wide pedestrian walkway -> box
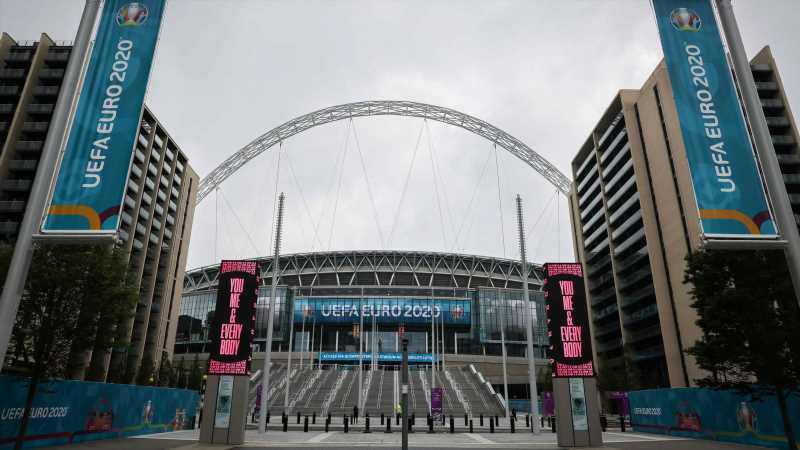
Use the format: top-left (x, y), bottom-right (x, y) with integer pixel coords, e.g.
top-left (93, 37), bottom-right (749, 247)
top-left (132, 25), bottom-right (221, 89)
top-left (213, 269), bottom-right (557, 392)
top-left (39, 428), bottom-right (760, 450)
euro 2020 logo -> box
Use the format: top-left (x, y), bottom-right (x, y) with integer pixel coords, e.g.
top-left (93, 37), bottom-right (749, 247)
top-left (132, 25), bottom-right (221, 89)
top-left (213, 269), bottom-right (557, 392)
top-left (670, 8), bottom-right (702, 32)
top-left (116, 2), bottom-right (149, 27)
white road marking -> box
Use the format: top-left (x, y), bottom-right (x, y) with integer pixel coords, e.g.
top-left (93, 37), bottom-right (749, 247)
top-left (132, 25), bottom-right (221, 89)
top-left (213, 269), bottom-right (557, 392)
top-left (465, 433), bottom-right (495, 444)
top-left (306, 432), bottom-right (332, 443)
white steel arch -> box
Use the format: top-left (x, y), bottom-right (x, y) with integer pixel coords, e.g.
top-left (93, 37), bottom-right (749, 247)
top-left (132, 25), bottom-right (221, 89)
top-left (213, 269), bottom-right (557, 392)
top-left (197, 100), bottom-right (571, 203)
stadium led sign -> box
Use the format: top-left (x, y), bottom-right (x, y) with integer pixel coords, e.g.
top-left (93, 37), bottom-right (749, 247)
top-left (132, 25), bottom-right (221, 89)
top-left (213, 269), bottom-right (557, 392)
top-left (294, 298), bottom-right (471, 325)
top-left (207, 260), bottom-right (258, 376)
top-left (544, 263), bottom-right (594, 378)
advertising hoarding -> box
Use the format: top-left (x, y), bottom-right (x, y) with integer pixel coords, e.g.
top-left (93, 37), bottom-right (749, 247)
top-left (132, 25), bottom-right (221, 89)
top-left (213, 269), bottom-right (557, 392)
top-left (293, 298), bottom-right (471, 325)
top-left (544, 263), bottom-right (594, 378)
top-left (652, 0), bottom-right (776, 238)
top-left (0, 375), bottom-right (198, 449)
top-left (207, 261), bottom-right (258, 376)
top-left (43, 0), bottom-right (165, 234)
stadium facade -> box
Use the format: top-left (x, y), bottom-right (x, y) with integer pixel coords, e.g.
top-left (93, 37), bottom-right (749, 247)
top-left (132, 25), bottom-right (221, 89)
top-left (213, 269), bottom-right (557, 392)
top-left (174, 251), bottom-right (551, 414)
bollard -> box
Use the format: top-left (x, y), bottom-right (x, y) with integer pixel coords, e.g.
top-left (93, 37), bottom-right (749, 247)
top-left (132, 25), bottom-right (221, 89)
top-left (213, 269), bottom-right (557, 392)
top-left (449, 416), bottom-right (454, 434)
top-left (526, 414), bottom-right (530, 428)
top-left (427, 415), bottom-right (434, 434)
top-left (381, 413), bottom-right (385, 425)
top-left (620, 415), bottom-right (626, 432)
top-left (490, 418), bottom-right (495, 433)
top-left (313, 412), bottom-right (316, 424)
top-left (385, 417), bottom-right (392, 433)
top-left (480, 414), bottom-right (484, 427)
top-left (510, 417), bottom-right (515, 433)
top-left (325, 417), bottom-right (330, 433)
top-left (364, 416), bottom-right (371, 433)
top-left (442, 414), bottom-right (445, 426)
top-left (396, 413), bottom-right (400, 426)
top-left (344, 415), bottom-right (349, 433)
top-left (282, 415), bottom-right (288, 432)
top-left (495, 415), bottom-right (499, 427)
top-left (600, 415), bottom-right (607, 432)
top-left (297, 411), bottom-right (301, 424)
top-left (412, 413), bottom-right (416, 425)
top-left (267, 411), bottom-right (271, 423)
top-left (541, 416), bottom-right (545, 428)
top-left (469, 419), bottom-right (473, 433)
top-left (552, 417), bottom-right (557, 433)
top-left (464, 414), bottom-right (468, 426)
top-left (408, 417), bottom-right (414, 433)
top-left (304, 416), bottom-right (309, 432)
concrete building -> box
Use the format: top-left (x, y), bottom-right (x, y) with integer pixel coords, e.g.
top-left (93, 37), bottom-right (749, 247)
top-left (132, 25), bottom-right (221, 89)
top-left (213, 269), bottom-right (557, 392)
top-left (0, 33), bottom-right (199, 380)
top-left (568, 46), bottom-right (799, 388)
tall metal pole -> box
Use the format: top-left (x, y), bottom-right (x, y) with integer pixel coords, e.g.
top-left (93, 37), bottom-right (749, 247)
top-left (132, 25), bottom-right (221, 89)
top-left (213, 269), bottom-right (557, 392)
top-left (430, 297), bottom-right (436, 395)
top-left (299, 312), bottom-right (306, 370)
top-left (715, 0), bottom-right (800, 309)
top-left (358, 293), bottom-right (364, 413)
top-left (259, 192), bottom-right (285, 433)
top-left (0, 0), bottom-right (101, 368)
top-left (440, 305), bottom-right (446, 374)
top-left (318, 324), bottom-right (324, 371)
top-left (401, 338), bottom-right (409, 450)
top-left (498, 292), bottom-right (510, 421)
top-left (284, 291), bottom-right (295, 411)
top-left (516, 195), bottom-right (540, 433)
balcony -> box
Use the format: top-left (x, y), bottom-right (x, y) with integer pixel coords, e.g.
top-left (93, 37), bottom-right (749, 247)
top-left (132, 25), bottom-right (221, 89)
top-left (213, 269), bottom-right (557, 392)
top-left (0, 122), bottom-right (7, 133)
top-left (21, 122), bottom-right (49, 133)
top-left (0, 86), bottom-right (20, 96)
top-left (45, 51), bottom-right (70, 63)
top-left (622, 303), bottom-right (659, 326)
top-left (630, 344), bottom-right (665, 361)
top-left (596, 338), bottom-right (623, 353)
top-left (0, 68), bottom-right (26, 79)
top-left (0, 201), bottom-right (26, 213)
top-left (755, 81), bottom-right (778, 93)
top-left (772, 135), bottom-right (796, 147)
top-left (5, 52), bottom-right (32, 62)
top-left (593, 321), bottom-right (621, 339)
top-left (32, 86), bottom-right (59, 97)
top-left (750, 63), bottom-right (771, 73)
top-left (9, 160), bottom-right (38, 172)
top-left (0, 104), bottom-right (14, 114)
top-left (784, 174), bottom-right (800, 185)
top-left (626, 324), bottom-right (662, 344)
top-left (766, 116), bottom-right (790, 128)
top-left (594, 303), bottom-right (619, 322)
top-left (0, 221), bottom-right (19, 235)
top-left (761, 98), bottom-right (784, 112)
top-left (16, 141), bottom-right (43, 154)
top-left (26, 104), bottom-right (54, 115)
top-left (619, 284), bottom-right (655, 309)
top-left (38, 68), bottom-right (65, 80)
top-left (3, 179), bottom-right (32, 192)
top-left (777, 154), bottom-right (800, 165)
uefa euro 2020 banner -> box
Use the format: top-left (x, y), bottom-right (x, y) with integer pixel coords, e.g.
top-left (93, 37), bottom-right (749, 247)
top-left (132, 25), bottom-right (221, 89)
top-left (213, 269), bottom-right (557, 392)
top-left (43, 1), bottom-right (165, 234)
top-left (652, 0), bottom-right (776, 238)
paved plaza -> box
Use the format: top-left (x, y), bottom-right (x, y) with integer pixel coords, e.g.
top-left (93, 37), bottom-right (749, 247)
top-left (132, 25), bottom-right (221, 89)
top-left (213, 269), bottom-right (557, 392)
top-left (38, 428), bottom-right (763, 450)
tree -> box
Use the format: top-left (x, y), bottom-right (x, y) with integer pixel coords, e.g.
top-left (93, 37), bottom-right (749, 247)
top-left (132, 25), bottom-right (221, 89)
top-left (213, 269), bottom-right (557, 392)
top-left (187, 355), bottom-right (202, 391)
top-left (6, 242), bottom-right (136, 449)
top-left (137, 354), bottom-right (156, 386)
top-left (685, 249), bottom-right (800, 450)
top-left (596, 346), bottom-right (642, 393)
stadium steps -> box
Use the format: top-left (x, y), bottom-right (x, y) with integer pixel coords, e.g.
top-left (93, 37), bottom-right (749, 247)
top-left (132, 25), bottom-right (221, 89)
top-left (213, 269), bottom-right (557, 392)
top-left (329, 368), bottom-right (359, 416)
top-left (434, 370), bottom-right (466, 416)
top-left (299, 368), bottom-right (338, 414)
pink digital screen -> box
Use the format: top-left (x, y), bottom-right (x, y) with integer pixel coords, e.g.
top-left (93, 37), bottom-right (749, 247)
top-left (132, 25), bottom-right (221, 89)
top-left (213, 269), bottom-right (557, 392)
top-left (207, 260), bottom-right (259, 376)
top-left (544, 262), bottom-right (595, 378)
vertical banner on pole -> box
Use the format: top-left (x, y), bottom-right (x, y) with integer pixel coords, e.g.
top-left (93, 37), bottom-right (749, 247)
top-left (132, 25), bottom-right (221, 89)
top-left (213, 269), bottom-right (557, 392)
top-left (431, 387), bottom-right (443, 423)
top-left (543, 263), bottom-right (594, 378)
top-left (651, 0), bottom-right (776, 238)
top-left (43, 0), bottom-right (166, 234)
top-left (568, 378), bottom-right (588, 431)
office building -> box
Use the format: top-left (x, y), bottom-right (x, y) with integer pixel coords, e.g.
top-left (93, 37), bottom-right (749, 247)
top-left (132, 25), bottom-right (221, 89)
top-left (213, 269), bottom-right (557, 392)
top-left (0, 33), bottom-right (199, 380)
top-left (568, 46), bottom-right (799, 388)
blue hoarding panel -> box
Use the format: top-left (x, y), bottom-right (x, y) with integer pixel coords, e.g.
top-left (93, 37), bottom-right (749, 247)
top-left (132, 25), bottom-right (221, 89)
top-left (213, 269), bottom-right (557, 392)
top-left (294, 298), bottom-right (471, 325)
top-left (319, 352), bottom-right (435, 363)
top-left (0, 376), bottom-right (199, 449)
top-left (43, 1), bottom-right (165, 234)
top-left (630, 388), bottom-right (800, 449)
top-left (652, 0), bottom-right (776, 237)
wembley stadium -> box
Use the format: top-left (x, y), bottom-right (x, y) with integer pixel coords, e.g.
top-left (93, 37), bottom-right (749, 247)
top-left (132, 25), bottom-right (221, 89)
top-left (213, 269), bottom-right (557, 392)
top-left (174, 250), bottom-right (550, 417)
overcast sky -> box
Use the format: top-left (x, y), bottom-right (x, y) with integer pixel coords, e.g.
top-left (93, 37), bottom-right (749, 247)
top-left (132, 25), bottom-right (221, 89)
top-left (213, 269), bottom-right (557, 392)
top-left (2, 0), bottom-right (799, 270)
